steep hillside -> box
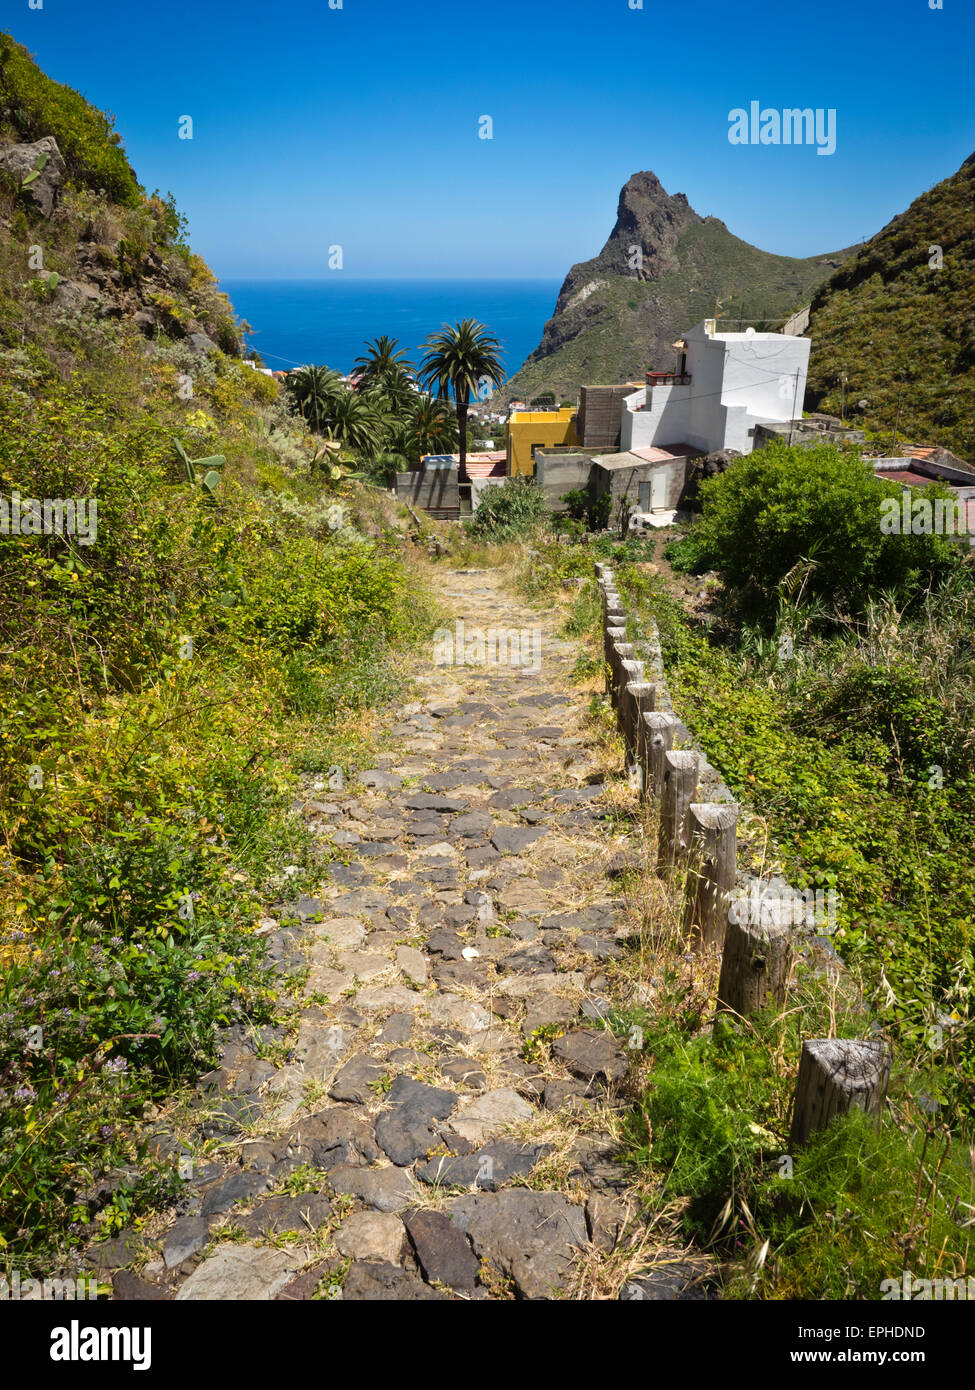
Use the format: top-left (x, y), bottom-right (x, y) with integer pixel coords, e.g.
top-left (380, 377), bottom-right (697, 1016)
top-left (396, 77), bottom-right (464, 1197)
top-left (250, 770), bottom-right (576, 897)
top-left (0, 36), bottom-right (246, 353)
top-left (806, 151), bottom-right (975, 458)
top-left (504, 171), bottom-right (851, 402)
top-left (0, 35), bottom-right (430, 1267)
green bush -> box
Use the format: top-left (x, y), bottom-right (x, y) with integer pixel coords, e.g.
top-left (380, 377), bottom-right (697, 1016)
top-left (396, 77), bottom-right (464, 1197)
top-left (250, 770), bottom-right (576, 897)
top-left (622, 1002), bottom-right (974, 1298)
top-left (626, 1019), bottom-right (778, 1239)
top-left (0, 36), bottom-right (142, 207)
top-left (467, 475), bottom-right (546, 541)
top-left (672, 441), bottom-right (958, 624)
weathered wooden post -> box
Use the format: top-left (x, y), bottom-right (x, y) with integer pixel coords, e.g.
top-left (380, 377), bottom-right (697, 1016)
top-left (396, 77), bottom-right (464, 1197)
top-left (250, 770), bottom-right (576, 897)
top-left (618, 656), bottom-right (644, 736)
top-left (717, 913), bottom-right (792, 1016)
top-left (602, 591), bottom-right (623, 626)
top-left (611, 641), bottom-right (634, 708)
top-left (658, 749), bottom-right (699, 867)
top-left (789, 1039), bottom-right (891, 1146)
top-left (684, 803), bottom-right (738, 948)
top-left (605, 624), bottom-right (626, 696)
top-left (622, 680), bottom-right (655, 774)
top-left (604, 604), bottom-right (625, 640)
top-left (642, 710), bottom-right (677, 800)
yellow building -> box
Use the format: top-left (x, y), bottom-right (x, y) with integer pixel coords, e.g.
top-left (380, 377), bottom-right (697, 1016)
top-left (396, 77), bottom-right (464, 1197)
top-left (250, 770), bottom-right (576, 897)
top-left (505, 407), bottom-right (578, 477)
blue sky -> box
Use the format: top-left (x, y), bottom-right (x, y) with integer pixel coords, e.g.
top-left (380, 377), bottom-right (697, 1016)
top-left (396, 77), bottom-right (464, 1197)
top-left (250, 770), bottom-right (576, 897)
top-left (9, 0), bottom-right (974, 279)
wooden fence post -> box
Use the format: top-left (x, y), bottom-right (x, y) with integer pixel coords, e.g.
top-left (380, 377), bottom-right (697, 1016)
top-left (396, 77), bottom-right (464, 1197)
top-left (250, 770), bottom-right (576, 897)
top-left (610, 641), bottom-right (634, 708)
top-left (602, 593), bottom-right (623, 626)
top-left (622, 680), bottom-right (655, 773)
top-left (642, 711), bottom-right (677, 800)
top-left (684, 803), bottom-right (738, 948)
top-left (618, 657), bottom-right (644, 733)
top-left (658, 750), bottom-right (699, 867)
top-left (789, 1039), bottom-right (891, 1146)
top-left (717, 914), bottom-right (792, 1016)
top-left (604, 625), bottom-right (626, 695)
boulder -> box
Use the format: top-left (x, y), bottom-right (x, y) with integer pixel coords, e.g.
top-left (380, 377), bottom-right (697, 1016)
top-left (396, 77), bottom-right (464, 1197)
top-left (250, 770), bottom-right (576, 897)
top-left (0, 137), bottom-right (65, 216)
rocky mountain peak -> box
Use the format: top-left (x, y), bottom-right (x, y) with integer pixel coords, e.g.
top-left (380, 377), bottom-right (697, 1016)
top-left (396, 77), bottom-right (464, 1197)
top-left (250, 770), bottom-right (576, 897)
top-left (504, 169), bottom-right (853, 404)
top-left (578, 170), bottom-right (704, 290)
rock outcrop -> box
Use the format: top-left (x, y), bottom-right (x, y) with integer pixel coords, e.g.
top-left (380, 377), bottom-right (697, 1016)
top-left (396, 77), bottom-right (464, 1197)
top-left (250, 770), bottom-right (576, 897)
top-left (0, 136), bottom-right (65, 217)
top-left (503, 170), bottom-right (854, 405)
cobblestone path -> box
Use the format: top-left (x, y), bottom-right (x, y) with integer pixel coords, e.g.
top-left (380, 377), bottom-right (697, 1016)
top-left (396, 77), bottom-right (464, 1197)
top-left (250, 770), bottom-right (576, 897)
top-left (107, 566), bottom-right (704, 1302)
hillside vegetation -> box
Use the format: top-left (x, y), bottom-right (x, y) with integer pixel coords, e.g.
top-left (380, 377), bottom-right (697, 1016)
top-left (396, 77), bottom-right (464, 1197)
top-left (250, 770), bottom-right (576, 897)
top-left (661, 443), bottom-right (975, 1118)
top-left (0, 35), bottom-right (431, 1265)
top-left (806, 151), bottom-right (975, 458)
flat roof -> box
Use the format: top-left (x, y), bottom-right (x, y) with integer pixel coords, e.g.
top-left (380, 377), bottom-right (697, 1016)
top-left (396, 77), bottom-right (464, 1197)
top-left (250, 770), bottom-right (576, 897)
top-left (876, 469), bottom-right (931, 487)
top-left (595, 444), bottom-right (701, 470)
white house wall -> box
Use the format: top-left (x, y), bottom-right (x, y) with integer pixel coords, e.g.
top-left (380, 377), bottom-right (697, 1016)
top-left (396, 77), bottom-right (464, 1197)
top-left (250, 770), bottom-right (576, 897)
top-left (620, 320), bottom-right (811, 456)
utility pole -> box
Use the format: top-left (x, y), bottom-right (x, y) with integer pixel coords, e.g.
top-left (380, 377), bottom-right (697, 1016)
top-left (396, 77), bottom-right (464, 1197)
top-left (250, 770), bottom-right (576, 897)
top-left (789, 369), bottom-right (800, 446)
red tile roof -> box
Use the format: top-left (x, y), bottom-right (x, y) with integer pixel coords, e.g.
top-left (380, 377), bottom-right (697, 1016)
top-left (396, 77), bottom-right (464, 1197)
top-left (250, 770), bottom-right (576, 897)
top-left (876, 469), bottom-right (932, 486)
top-left (465, 451), bottom-right (507, 478)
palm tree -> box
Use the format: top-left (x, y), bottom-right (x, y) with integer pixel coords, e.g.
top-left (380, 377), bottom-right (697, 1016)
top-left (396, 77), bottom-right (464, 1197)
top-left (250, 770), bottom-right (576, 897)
top-left (371, 362), bottom-right (417, 417)
top-left (326, 390), bottom-right (387, 458)
top-left (404, 395), bottom-right (459, 464)
top-left (418, 319), bottom-right (504, 484)
top-left (284, 364), bottom-right (344, 433)
top-left (353, 336), bottom-right (415, 392)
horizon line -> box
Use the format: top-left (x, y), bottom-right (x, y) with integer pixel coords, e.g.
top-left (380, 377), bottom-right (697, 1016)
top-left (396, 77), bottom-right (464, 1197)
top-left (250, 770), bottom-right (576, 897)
top-left (217, 274), bottom-right (565, 283)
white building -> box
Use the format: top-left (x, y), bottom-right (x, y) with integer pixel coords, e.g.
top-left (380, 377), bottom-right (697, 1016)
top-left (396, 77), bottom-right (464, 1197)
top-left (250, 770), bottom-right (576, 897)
top-left (620, 318), bottom-right (811, 456)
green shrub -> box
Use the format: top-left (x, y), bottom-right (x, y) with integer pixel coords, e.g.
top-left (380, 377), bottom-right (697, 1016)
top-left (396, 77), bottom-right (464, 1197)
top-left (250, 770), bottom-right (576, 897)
top-left (626, 1019), bottom-right (778, 1239)
top-left (0, 36), bottom-right (142, 207)
top-left (675, 441), bottom-right (958, 624)
top-left (467, 476), bottom-right (546, 541)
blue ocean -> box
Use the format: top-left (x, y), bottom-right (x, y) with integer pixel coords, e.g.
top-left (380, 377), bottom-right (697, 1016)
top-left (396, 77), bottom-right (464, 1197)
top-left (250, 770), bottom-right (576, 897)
top-left (220, 278), bottom-right (561, 380)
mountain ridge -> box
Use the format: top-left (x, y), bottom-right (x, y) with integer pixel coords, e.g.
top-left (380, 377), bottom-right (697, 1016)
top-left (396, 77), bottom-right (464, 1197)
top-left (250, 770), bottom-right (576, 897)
top-left (805, 149), bottom-right (975, 458)
top-left (502, 170), bottom-right (855, 403)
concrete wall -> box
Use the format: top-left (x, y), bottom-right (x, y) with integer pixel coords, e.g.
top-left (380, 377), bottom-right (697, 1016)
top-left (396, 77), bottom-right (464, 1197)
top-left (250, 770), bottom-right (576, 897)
top-left (534, 450), bottom-right (594, 510)
top-left (470, 477), bottom-right (507, 512)
top-left (754, 420), bottom-right (866, 450)
top-left (593, 458), bottom-right (694, 515)
top-left (619, 319), bottom-right (811, 456)
top-left (395, 467), bottom-right (460, 511)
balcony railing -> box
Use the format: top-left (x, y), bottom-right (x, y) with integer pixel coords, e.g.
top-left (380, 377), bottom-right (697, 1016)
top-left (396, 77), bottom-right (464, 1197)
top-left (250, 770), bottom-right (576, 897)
top-left (646, 371), bottom-right (692, 386)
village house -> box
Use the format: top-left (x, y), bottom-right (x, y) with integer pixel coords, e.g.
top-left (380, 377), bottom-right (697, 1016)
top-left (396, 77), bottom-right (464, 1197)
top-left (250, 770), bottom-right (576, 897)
top-left (527, 318), bottom-right (811, 519)
top-left (620, 318), bottom-right (811, 455)
top-left (505, 406), bottom-right (578, 476)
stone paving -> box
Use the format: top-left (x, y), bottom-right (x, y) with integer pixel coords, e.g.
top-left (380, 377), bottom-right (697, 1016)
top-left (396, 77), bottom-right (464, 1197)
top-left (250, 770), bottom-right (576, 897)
top-left (105, 566), bottom-right (706, 1301)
